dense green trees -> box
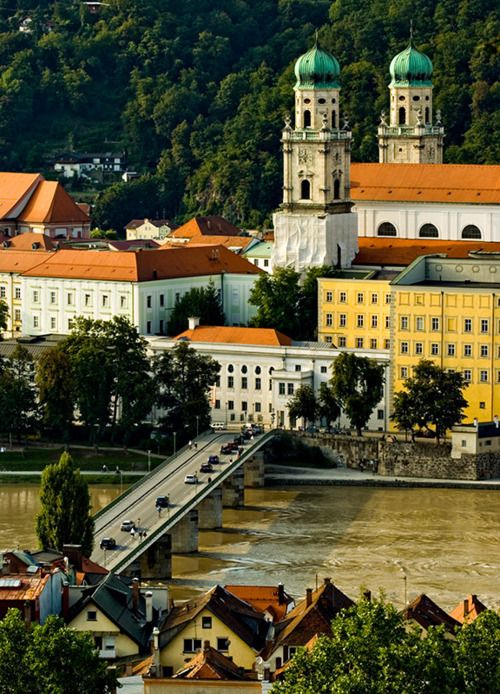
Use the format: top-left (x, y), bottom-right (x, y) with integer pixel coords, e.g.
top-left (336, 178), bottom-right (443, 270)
top-left (0, 346), bottom-right (38, 441)
top-left (36, 451), bottom-right (94, 555)
top-left (287, 384), bottom-right (317, 427)
top-left (0, 1), bottom-right (495, 230)
top-left (392, 359), bottom-right (468, 442)
top-left (167, 283), bottom-right (224, 336)
top-left (273, 596), bottom-right (500, 694)
top-left (0, 609), bottom-right (117, 694)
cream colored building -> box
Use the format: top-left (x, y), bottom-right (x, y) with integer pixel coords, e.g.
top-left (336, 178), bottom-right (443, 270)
top-left (126, 218), bottom-right (176, 241)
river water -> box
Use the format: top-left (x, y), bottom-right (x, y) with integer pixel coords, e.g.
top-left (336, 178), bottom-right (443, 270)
top-left (1, 484), bottom-right (498, 611)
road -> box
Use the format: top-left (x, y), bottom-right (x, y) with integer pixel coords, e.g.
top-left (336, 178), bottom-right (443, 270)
top-left (91, 430), bottom-right (262, 571)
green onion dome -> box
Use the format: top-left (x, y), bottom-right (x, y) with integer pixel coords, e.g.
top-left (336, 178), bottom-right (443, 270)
top-left (389, 43), bottom-right (433, 87)
top-left (294, 42), bottom-right (340, 89)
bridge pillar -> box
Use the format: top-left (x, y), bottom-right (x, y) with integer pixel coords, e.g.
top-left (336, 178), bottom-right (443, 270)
top-left (244, 451), bottom-right (265, 488)
top-left (124, 533), bottom-right (172, 581)
top-left (222, 467), bottom-right (244, 508)
top-left (197, 487), bottom-right (223, 529)
top-left (170, 509), bottom-right (199, 553)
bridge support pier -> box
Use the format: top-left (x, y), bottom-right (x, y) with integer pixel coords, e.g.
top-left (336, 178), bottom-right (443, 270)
top-left (197, 487), bottom-right (223, 529)
top-left (170, 509), bottom-right (199, 553)
top-left (222, 467), bottom-right (244, 508)
top-left (123, 533), bottom-right (172, 581)
top-left (244, 451), bottom-right (265, 488)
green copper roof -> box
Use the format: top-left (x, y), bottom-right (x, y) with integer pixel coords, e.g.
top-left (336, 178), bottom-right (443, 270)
top-left (389, 43), bottom-right (433, 87)
top-left (294, 43), bottom-right (340, 90)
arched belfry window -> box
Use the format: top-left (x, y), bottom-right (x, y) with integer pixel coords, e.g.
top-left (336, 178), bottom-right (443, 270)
top-left (425, 107), bottom-right (430, 123)
top-left (333, 179), bottom-right (341, 200)
top-left (377, 222), bottom-right (397, 237)
top-left (461, 225), bottom-right (481, 240)
top-left (331, 111), bottom-right (336, 128)
top-left (301, 179), bottom-right (311, 199)
top-left (303, 110), bottom-right (311, 128)
top-left (398, 107), bottom-right (406, 125)
top-left (419, 223), bottom-right (439, 238)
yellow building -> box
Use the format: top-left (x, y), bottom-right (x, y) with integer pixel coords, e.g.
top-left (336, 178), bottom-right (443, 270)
top-left (318, 253), bottom-right (500, 423)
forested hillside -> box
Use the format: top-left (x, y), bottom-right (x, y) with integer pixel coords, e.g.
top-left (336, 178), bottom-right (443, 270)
top-left (0, 0), bottom-right (497, 230)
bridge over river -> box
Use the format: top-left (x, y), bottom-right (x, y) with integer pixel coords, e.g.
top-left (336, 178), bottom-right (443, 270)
top-left (91, 430), bottom-right (274, 578)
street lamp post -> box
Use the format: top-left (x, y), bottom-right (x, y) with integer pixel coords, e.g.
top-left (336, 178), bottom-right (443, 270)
top-left (116, 468), bottom-right (123, 494)
top-left (173, 432), bottom-right (177, 457)
top-left (147, 449), bottom-right (151, 473)
top-left (196, 415), bottom-right (200, 438)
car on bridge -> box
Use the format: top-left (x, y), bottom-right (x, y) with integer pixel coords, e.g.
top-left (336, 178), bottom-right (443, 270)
top-left (221, 443), bottom-right (239, 454)
top-left (120, 520), bottom-right (136, 532)
top-left (200, 462), bottom-right (214, 473)
top-left (184, 473), bottom-right (198, 484)
top-left (155, 495), bottom-right (169, 509)
top-left (208, 455), bottom-right (219, 464)
top-left (100, 537), bottom-right (117, 550)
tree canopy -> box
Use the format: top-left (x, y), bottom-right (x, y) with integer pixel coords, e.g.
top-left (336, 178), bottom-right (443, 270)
top-left (0, 609), bottom-right (117, 694)
top-left (167, 282), bottom-right (224, 336)
top-left (392, 359), bottom-right (468, 442)
top-left (330, 353), bottom-right (384, 435)
top-left (36, 450), bottom-right (94, 556)
top-left (0, 345), bottom-right (38, 441)
top-left (287, 384), bottom-right (317, 427)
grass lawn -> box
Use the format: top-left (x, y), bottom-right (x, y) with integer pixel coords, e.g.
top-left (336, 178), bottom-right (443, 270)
top-left (0, 447), bottom-right (155, 473)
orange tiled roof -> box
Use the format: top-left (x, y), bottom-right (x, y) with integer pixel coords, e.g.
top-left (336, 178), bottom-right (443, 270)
top-left (171, 216), bottom-right (242, 238)
top-left (0, 172), bottom-right (41, 218)
top-left (225, 585), bottom-right (293, 622)
top-left (6, 232), bottom-right (55, 251)
top-left (21, 245), bottom-right (261, 282)
top-left (354, 237), bottom-right (500, 267)
top-left (351, 163), bottom-right (500, 204)
top-left (449, 594), bottom-right (488, 624)
top-left (0, 249), bottom-right (50, 274)
top-left (18, 180), bottom-right (89, 224)
top-left (173, 644), bottom-right (250, 681)
top-left (0, 573), bottom-right (49, 602)
top-left (175, 326), bottom-right (293, 346)
top-left (163, 235), bottom-right (253, 250)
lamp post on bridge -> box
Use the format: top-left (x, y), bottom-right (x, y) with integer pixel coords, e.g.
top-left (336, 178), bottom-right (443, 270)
top-left (115, 468), bottom-right (123, 494)
top-left (196, 415), bottom-right (200, 438)
top-left (173, 432), bottom-right (177, 457)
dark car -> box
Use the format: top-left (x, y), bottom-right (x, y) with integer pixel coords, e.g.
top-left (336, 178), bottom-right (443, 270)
top-left (220, 443), bottom-right (238, 454)
top-left (200, 462), bottom-right (214, 473)
top-left (208, 455), bottom-right (219, 465)
top-left (100, 537), bottom-right (117, 550)
top-left (155, 495), bottom-right (169, 509)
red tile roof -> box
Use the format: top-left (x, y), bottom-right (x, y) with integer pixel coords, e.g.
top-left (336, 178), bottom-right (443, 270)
top-left (449, 594), bottom-right (488, 624)
top-left (351, 163), bottom-right (500, 204)
top-left (0, 249), bottom-right (50, 274)
top-left (6, 232), bottom-right (56, 251)
top-left (354, 237), bottom-right (500, 267)
top-left (163, 234), bottom-right (253, 250)
top-left (175, 326), bottom-right (292, 347)
top-left (171, 216), bottom-right (242, 238)
top-left (225, 585), bottom-right (294, 622)
top-left (403, 594), bottom-right (460, 633)
top-left (0, 172), bottom-right (41, 218)
top-left (173, 643), bottom-right (251, 680)
top-left (18, 180), bottom-right (89, 224)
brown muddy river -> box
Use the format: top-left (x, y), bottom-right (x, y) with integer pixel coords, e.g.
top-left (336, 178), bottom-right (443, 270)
top-left (1, 484), bottom-right (498, 611)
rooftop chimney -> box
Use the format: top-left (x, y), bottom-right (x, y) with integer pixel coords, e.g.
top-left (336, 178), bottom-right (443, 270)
top-left (131, 578), bottom-right (140, 611)
top-left (463, 598), bottom-right (469, 614)
top-left (324, 577), bottom-right (331, 585)
top-left (306, 588), bottom-right (313, 607)
top-left (188, 316), bottom-right (200, 330)
top-left (145, 591), bottom-right (153, 623)
top-left (363, 589), bottom-right (372, 602)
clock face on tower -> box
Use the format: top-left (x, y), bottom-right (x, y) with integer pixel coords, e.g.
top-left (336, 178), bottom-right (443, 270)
top-left (298, 148), bottom-right (312, 165)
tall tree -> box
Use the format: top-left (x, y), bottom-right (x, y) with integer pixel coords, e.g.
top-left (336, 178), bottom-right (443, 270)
top-left (249, 267), bottom-right (303, 338)
top-left (0, 609), bottom-right (117, 694)
top-left (318, 381), bottom-right (340, 428)
top-left (330, 353), bottom-right (384, 435)
top-left (167, 282), bottom-right (225, 336)
top-left (392, 360), bottom-right (468, 443)
top-left (287, 384), bottom-right (317, 428)
top-left (36, 451), bottom-right (94, 556)
top-left (155, 341), bottom-right (220, 440)
top-left (0, 300), bottom-right (7, 335)
top-left (0, 345), bottom-right (38, 441)
top-left (36, 345), bottom-right (74, 440)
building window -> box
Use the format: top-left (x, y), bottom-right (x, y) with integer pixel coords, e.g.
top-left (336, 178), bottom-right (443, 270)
top-left (356, 315), bottom-right (364, 328)
top-left (461, 225), bottom-right (481, 240)
top-left (14, 309), bottom-right (20, 322)
top-left (227, 376), bottom-right (234, 388)
top-left (33, 290), bottom-right (39, 304)
top-left (464, 319), bottom-right (472, 333)
top-left (14, 287), bottom-right (21, 300)
top-left (447, 344), bottom-right (456, 356)
top-left (325, 336), bottom-right (333, 343)
top-left (339, 314), bottom-right (347, 327)
top-left (50, 317), bottom-right (56, 330)
top-left (356, 338), bottom-right (364, 348)
top-left (241, 377), bottom-right (248, 389)
top-left (255, 366), bottom-right (261, 374)
top-left (431, 343), bottom-right (439, 355)
top-left (480, 402), bottom-right (486, 409)
top-left (385, 294), bottom-right (392, 304)
top-left (295, 365), bottom-right (301, 372)
top-left (371, 315), bottom-right (378, 328)
top-left (159, 294), bottom-right (164, 307)
top-left (264, 259), bottom-right (269, 267)
top-left (415, 342), bottom-right (423, 355)
top-left (68, 319), bottom-right (73, 330)
top-left (301, 179), bottom-right (311, 199)
top-left (241, 401), bottom-right (248, 412)
top-left (49, 291), bottom-right (56, 304)
top-left (255, 378), bottom-right (261, 390)
top-left (371, 293), bottom-right (378, 304)
top-left (33, 316), bottom-right (39, 328)
top-left (227, 401), bottom-right (234, 410)
top-left (279, 383), bottom-right (285, 395)
top-left (385, 316), bottom-right (391, 329)
top-left (480, 319), bottom-right (489, 333)
top-left (370, 338), bottom-right (377, 349)
top-left (326, 291), bottom-right (333, 302)
top-left (377, 222), bottom-right (397, 237)
top-left (184, 639), bottom-right (202, 653)
top-left (146, 295), bottom-right (152, 308)
top-left (287, 383), bottom-right (294, 395)
top-left (415, 317), bottom-right (424, 331)
top-left (325, 313), bottom-right (333, 327)
top-left (102, 294), bottom-right (109, 308)
top-left (463, 344), bottom-right (472, 357)
top-left (227, 364), bottom-right (234, 373)
top-left (84, 293), bottom-right (91, 307)
top-left (217, 638), bottom-right (230, 652)
top-left (146, 320), bottom-right (151, 334)
top-left (398, 106), bottom-right (406, 125)
top-left (480, 370), bottom-right (489, 382)
top-left (159, 319), bottom-right (164, 334)
top-left (87, 611), bottom-right (97, 622)
top-left (384, 339), bottom-right (391, 349)
top-left (0, 286), bottom-right (5, 298)
top-left (241, 365), bottom-right (248, 374)
top-left (320, 366), bottom-right (327, 373)
top-left (400, 316), bottom-right (409, 330)
top-left (431, 317), bottom-right (440, 331)
top-left (333, 179), bottom-right (341, 199)
top-left (357, 292), bottom-right (364, 304)
top-left (377, 409), bottom-right (384, 420)
top-left (255, 402), bottom-right (261, 413)
top-left (480, 345), bottom-right (489, 358)
top-left (401, 367), bottom-right (408, 379)
top-left (400, 341), bottom-right (409, 354)
top-left (214, 399), bottom-right (221, 409)
top-left (67, 292), bottom-right (73, 305)
top-left (463, 369), bottom-right (472, 382)
top-left (339, 292), bottom-right (347, 303)
top-left (339, 337), bottom-right (346, 347)
top-left (419, 223), bottom-right (439, 238)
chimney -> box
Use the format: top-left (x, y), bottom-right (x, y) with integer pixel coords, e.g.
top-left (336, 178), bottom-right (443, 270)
top-left (61, 581), bottom-right (69, 617)
top-left (203, 640), bottom-right (210, 652)
top-left (323, 577), bottom-right (331, 585)
top-left (151, 626), bottom-right (161, 677)
top-left (62, 545), bottom-right (83, 571)
top-left (278, 582), bottom-right (285, 605)
top-left (463, 597), bottom-right (469, 615)
top-left (188, 316), bottom-right (200, 330)
top-left (145, 591), bottom-right (153, 623)
top-left (131, 578), bottom-right (140, 611)
top-left (306, 588), bottom-right (313, 607)
top-left (363, 590), bottom-right (372, 602)
top-left (24, 600), bottom-right (31, 630)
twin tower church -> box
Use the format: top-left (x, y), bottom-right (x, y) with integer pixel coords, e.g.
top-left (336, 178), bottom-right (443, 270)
top-left (272, 39), bottom-right (445, 271)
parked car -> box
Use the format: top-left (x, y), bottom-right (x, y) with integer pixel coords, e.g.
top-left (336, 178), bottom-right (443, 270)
top-left (155, 495), bottom-right (169, 509)
top-left (200, 462), bottom-right (214, 473)
top-left (120, 520), bottom-right (136, 532)
top-left (210, 422), bottom-right (225, 431)
top-left (100, 537), bottom-right (117, 550)
top-left (208, 455), bottom-right (219, 464)
top-left (184, 473), bottom-right (198, 484)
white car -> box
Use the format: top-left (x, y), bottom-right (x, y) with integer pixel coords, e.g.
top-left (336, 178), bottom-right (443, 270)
top-left (120, 520), bottom-right (136, 532)
top-left (184, 474), bottom-right (198, 484)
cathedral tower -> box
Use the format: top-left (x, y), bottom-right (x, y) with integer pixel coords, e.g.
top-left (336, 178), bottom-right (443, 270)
top-left (272, 40), bottom-right (357, 272)
top-left (378, 40), bottom-right (445, 163)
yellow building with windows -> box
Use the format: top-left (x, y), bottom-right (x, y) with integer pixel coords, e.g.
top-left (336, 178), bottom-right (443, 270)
top-left (319, 254), bottom-right (500, 423)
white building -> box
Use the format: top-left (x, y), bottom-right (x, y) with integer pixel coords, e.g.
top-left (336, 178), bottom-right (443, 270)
top-left (19, 245), bottom-right (261, 336)
top-left (125, 218), bottom-right (176, 241)
top-left (147, 325), bottom-right (390, 431)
